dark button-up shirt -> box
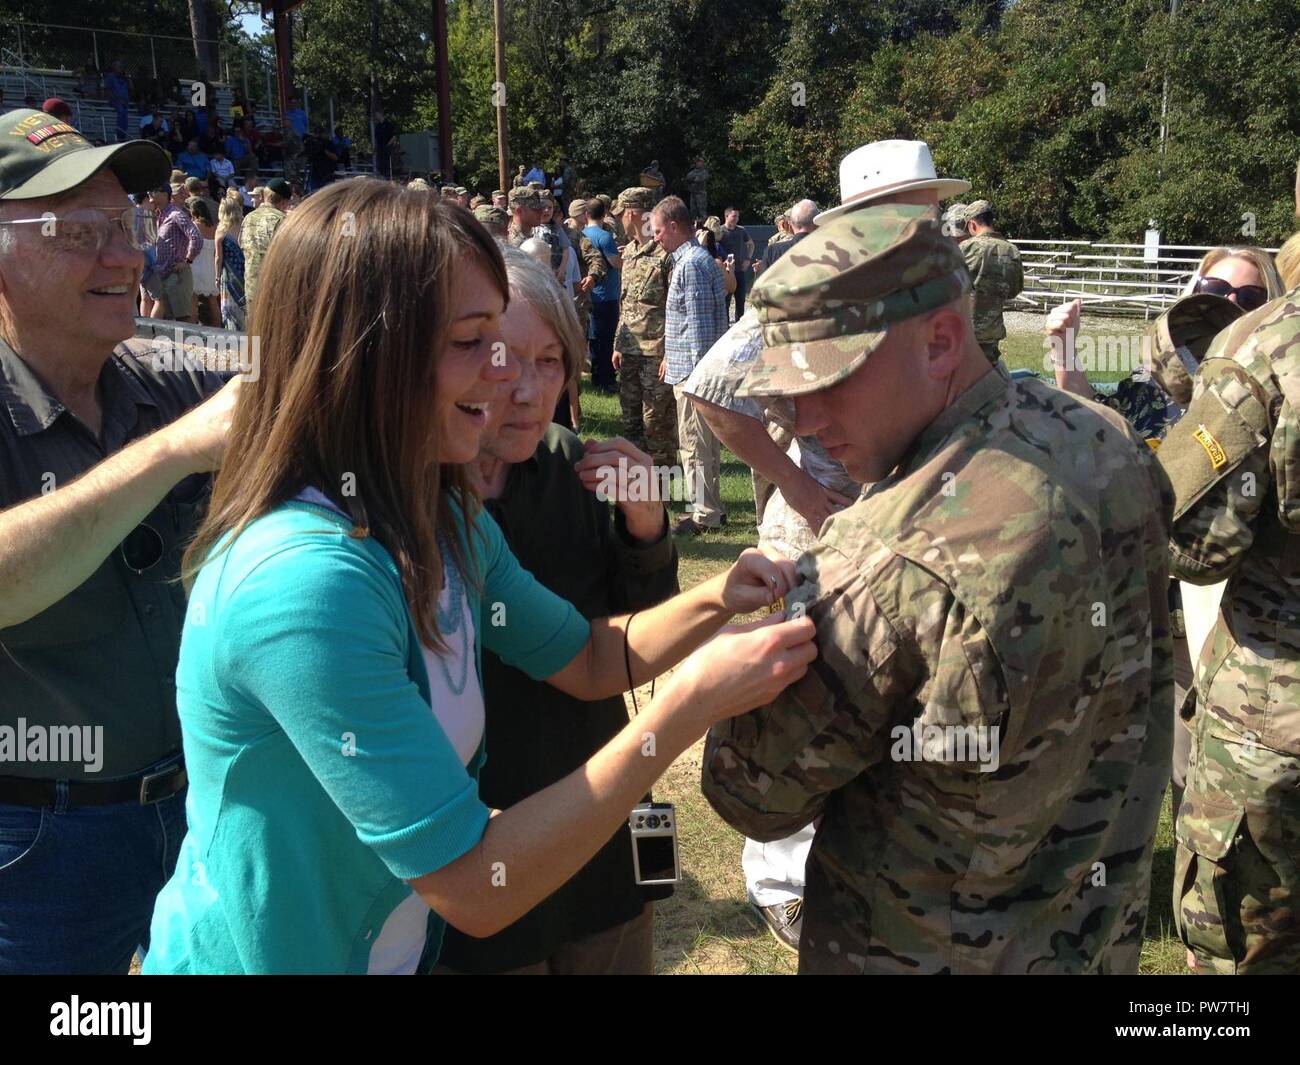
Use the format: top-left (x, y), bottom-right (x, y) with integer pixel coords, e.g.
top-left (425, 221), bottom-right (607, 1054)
top-left (437, 423), bottom-right (678, 971)
top-left (0, 336), bottom-right (225, 780)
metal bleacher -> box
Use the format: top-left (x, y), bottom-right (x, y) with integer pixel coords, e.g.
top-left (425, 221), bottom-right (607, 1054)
top-left (1, 35), bottom-right (375, 182)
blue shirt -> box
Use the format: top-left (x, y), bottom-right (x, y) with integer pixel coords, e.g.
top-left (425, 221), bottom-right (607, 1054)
top-left (142, 499), bottom-right (591, 974)
top-left (664, 241), bottom-right (728, 385)
top-left (177, 150), bottom-right (209, 180)
top-left (223, 134), bottom-right (247, 161)
top-left (286, 108), bottom-right (308, 137)
top-left (583, 225), bottom-right (621, 303)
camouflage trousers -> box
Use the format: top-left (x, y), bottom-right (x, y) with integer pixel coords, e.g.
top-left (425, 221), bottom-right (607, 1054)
top-left (617, 350), bottom-right (677, 468)
top-left (690, 192), bottom-right (708, 221)
top-left (1174, 709), bottom-right (1300, 974)
top-left (574, 291), bottom-right (592, 356)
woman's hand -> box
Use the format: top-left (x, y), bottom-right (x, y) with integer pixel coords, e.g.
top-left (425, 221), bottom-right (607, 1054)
top-left (668, 613), bottom-right (817, 722)
top-left (719, 547), bottom-right (799, 615)
top-left (574, 436), bottom-right (666, 542)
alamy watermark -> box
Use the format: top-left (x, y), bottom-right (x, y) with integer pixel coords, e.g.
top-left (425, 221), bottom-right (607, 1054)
top-left (0, 718), bottom-right (103, 773)
top-left (1043, 328), bottom-right (1155, 378)
top-left (594, 457), bottom-right (692, 503)
top-left (889, 721), bottom-right (1000, 773)
top-left (149, 326), bottom-right (260, 382)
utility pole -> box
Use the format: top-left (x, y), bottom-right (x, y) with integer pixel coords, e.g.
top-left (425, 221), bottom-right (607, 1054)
top-left (432, 0), bottom-right (454, 179)
top-left (493, 0), bottom-right (509, 194)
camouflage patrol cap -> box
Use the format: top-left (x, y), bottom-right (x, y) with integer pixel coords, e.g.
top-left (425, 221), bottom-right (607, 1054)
top-left (473, 204), bottom-right (508, 228)
top-left (538, 187), bottom-right (554, 203)
top-left (615, 187), bottom-right (655, 212)
top-left (1145, 293), bottom-right (1243, 405)
top-left (958, 199), bottom-right (991, 222)
top-left (455, 186), bottom-right (468, 195)
top-left (567, 197), bottom-right (588, 218)
top-left (595, 193), bottom-right (612, 207)
top-left (508, 185), bottom-right (544, 210)
top-left (738, 203), bottom-right (970, 398)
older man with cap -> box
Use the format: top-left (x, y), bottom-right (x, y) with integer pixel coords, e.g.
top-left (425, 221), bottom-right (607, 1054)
top-left (613, 186), bottom-right (676, 467)
top-left (686, 141), bottom-right (969, 948)
top-left (701, 201), bottom-right (1175, 974)
top-left (959, 198), bottom-right (1023, 364)
top-left (0, 109), bottom-right (237, 973)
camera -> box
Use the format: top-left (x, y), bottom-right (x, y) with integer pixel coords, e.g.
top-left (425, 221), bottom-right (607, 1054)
top-left (629, 802), bottom-right (680, 886)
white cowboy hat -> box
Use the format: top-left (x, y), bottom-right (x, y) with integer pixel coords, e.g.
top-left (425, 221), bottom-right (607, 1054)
top-left (814, 140), bottom-right (970, 225)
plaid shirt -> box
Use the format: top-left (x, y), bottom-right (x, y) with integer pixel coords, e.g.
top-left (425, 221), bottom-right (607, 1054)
top-left (154, 202), bottom-right (203, 279)
top-left (664, 241), bottom-right (728, 385)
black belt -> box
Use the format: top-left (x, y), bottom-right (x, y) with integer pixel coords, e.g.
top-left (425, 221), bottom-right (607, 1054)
top-left (0, 758), bottom-right (186, 807)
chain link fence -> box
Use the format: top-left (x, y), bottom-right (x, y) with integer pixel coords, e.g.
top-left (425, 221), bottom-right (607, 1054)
top-left (1, 22), bottom-right (227, 101)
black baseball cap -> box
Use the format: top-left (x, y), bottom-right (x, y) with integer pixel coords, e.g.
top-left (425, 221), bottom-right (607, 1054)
top-left (0, 108), bottom-right (170, 200)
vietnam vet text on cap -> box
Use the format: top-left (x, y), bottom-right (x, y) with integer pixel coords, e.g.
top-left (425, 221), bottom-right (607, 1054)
top-left (0, 108), bottom-right (169, 200)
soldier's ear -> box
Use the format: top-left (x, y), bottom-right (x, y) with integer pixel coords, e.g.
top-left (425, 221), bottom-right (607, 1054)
top-left (921, 307), bottom-right (965, 380)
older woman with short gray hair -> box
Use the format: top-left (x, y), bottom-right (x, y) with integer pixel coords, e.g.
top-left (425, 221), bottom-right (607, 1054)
top-left (433, 245), bottom-right (679, 975)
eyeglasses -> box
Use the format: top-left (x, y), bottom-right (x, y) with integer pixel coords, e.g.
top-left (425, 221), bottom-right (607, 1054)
top-left (0, 206), bottom-right (157, 254)
top-left (119, 522), bottom-right (165, 574)
top-left (1194, 275), bottom-right (1268, 311)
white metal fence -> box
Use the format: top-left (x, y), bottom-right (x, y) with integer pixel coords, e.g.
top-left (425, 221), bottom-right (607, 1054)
top-left (1007, 237), bottom-right (1281, 319)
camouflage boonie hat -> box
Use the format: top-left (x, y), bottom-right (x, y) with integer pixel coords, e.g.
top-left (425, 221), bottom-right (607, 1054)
top-left (738, 203), bottom-right (970, 398)
top-left (1145, 293), bottom-right (1243, 405)
top-left (567, 197), bottom-right (588, 218)
top-left (473, 204), bottom-right (508, 227)
top-left (615, 186), bottom-right (655, 212)
top-left (507, 185), bottom-right (543, 210)
top-left (958, 199), bottom-right (991, 223)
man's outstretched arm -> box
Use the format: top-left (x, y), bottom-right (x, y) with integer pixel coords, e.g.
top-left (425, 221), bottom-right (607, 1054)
top-left (0, 378), bottom-right (238, 629)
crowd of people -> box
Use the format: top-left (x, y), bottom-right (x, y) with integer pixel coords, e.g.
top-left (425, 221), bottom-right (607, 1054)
top-left (2, 96), bottom-right (1300, 979)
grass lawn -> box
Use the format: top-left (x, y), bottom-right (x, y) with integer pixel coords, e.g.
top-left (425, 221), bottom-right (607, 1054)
top-left (575, 319), bottom-right (1187, 973)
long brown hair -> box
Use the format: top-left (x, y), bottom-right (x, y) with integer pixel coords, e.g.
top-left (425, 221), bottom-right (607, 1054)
top-left (184, 178), bottom-right (508, 649)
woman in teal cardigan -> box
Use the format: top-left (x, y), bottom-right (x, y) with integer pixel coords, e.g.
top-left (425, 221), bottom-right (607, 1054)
top-left (143, 178), bottom-right (817, 974)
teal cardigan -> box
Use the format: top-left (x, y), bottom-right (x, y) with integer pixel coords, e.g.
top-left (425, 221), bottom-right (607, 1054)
top-left (143, 500), bottom-right (591, 974)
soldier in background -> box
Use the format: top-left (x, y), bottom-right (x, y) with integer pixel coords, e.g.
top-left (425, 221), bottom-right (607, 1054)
top-left (506, 184), bottom-right (545, 247)
top-left (567, 198), bottom-right (606, 344)
top-left (473, 202), bottom-right (508, 237)
top-left (492, 189), bottom-right (507, 209)
top-left (239, 177), bottom-right (290, 306)
top-left (703, 202), bottom-right (1174, 974)
top-left (959, 199), bottom-right (1023, 363)
top-left (612, 187), bottom-right (675, 468)
top-left (590, 193), bottom-right (624, 245)
top-left (511, 164), bottom-right (527, 188)
top-left (1156, 289), bottom-right (1300, 975)
top-left (684, 158), bottom-right (710, 220)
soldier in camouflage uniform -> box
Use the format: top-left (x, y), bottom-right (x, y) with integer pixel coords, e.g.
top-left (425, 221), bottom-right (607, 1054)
top-left (959, 199), bottom-right (1023, 364)
top-left (1156, 287), bottom-right (1300, 975)
top-left (684, 159), bottom-right (709, 221)
top-left (597, 193), bottom-right (627, 245)
top-left (506, 184), bottom-right (545, 248)
top-left (702, 202), bottom-right (1175, 974)
top-left (238, 178), bottom-right (290, 307)
top-left (472, 202), bottom-right (508, 236)
top-left (612, 187), bottom-right (676, 468)
top-left (566, 198), bottom-right (607, 345)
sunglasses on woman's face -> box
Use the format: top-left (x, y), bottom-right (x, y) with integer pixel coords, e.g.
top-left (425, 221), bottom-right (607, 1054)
top-left (1194, 276), bottom-right (1268, 311)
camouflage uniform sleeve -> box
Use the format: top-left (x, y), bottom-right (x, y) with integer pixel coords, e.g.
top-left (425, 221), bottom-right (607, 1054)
top-left (580, 234), bottom-right (606, 282)
top-left (1160, 354), bottom-right (1272, 583)
top-left (702, 534), bottom-right (1008, 841)
top-left (1008, 246), bottom-right (1024, 298)
top-left (960, 238), bottom-right (984, 283)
